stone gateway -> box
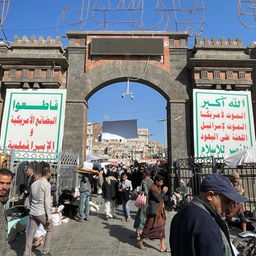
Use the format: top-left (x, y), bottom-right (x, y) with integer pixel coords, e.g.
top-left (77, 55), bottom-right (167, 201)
top-left (0, 32), bottom-right (255, 166)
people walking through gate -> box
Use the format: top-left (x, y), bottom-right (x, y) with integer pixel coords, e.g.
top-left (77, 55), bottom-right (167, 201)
top-left (78, 173), bottom-right (91, 222)
top-left (137, 174), bottom-right (169, 252)
top-left (119, 172), bottom-right (133, 221)
top-left (102, 170), bottom-right (118, 220)
top-left (225, 171), bottom-right (247, 232)
top-left (0, 168), bottom-right (13, 256)
top-left (133, 168), bottom-right (153, 239)
top-left (170, 173), bottom-right (247, 256)
top-left (24, 166), bottom-right (52, 256)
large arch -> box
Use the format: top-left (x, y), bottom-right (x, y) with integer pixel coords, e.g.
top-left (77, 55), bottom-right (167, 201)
top-left (63, 32), bottom-right (191, 165)
top-left (83, 61), bottom-right (184, 101)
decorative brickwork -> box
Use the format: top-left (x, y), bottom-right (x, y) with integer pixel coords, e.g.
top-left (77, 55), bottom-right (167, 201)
top-left (85, 34), bottom-right (172, 73)
top-left (0, 36), bottom-right (68, 90)
top-left (189, 37), bottom-right (256, 90)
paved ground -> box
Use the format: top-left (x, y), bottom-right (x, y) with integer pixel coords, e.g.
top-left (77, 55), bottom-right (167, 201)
top-left (8, 196), bottom-right (241, 256)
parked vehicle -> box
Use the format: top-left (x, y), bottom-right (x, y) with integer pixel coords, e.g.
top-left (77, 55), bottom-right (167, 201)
top-left (233, 222), bottom-right (256, 255)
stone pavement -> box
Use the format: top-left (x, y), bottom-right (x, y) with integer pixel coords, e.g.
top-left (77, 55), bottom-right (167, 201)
top-left (8, 196), bottom-right (240, 256)
top-left (9, 195), bottom-right (175, 256)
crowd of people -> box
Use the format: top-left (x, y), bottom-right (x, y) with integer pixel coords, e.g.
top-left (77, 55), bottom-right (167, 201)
top-left (0, 159), bottom-right (252, 256)
top-left (78, 162), bottom-right (169, 223)
top-left (75, 164), bottom-right (250, 255)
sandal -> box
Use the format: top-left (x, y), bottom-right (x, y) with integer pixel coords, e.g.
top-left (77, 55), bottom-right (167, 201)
top-left (32, 236), bottom-right (43, 248)
top-left (160, 248), bottom-right (171, 253)
top-left (136, 232), bottom-right (141, 240)
top-left (137, 240), bottom-right (147, 250)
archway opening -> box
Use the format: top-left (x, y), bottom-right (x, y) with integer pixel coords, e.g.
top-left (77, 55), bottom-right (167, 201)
top-left (86, 81), bottom-right (168, 167)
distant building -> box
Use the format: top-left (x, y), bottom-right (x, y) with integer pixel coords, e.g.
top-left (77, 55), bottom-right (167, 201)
top-left (86, 122), bottom-right (165, 165)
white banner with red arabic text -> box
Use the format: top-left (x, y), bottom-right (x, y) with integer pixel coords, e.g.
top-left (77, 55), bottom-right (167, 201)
top-left (193, 89), bottom-right (255, 158)
top-left (0, 89), bottom-right (66, 161)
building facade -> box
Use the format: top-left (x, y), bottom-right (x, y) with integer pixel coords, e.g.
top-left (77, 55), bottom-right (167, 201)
top-left (86, 123), bottom-right (163, 165)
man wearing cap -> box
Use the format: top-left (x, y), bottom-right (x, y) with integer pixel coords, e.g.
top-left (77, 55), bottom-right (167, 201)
top-left (170, 173), bottom-right (247, 256)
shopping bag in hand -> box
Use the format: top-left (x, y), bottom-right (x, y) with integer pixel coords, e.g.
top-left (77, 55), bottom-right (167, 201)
top-left (135, 192), bottom-right (147, 208)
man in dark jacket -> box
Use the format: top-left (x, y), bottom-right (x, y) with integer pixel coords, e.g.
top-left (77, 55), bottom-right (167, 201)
top-left (170, 173), bottom-right (247, 256)
top-left (19, 163), bottom-right (37, 205)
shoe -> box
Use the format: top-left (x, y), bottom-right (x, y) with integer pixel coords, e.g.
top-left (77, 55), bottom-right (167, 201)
top-left (106, 214), bottom-right (113, 219)
top-left (137, 240), bottom-right (147, 250)
top-left (84, 218), bottom-right (89, 221)
top-left (78, 219), bottom-right (83, 222)
top-left (126, 217), bottom-right (132, 222)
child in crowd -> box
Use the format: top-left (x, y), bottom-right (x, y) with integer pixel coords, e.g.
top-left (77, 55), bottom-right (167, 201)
top-left (119, 172), bottom-right (133, 221)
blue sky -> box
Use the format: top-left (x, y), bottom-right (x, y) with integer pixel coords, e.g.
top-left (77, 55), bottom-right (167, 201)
top-left (2, 0), bottom-right (256, 146)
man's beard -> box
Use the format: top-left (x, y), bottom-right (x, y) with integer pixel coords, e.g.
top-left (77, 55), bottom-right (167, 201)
top-left (0, 190), bottom-right (9, 203)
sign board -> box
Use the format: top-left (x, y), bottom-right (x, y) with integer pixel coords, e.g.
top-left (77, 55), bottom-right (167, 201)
top-left (0, 89), bottom-right (66, 160)
top-left (102, 119), bottom-right (138, 140)
top-left (193, 89), bottom-right (255, 158)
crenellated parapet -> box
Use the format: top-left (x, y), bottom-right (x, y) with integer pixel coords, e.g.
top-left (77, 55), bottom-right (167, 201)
top-left (194, 36), bottom-right (243, 48)
top-left (188, 36), bottom-right (256, 90)
top-left (13, 35), bottom-right (62, 47)
top-left (0, 36), bottom-right (68, 91)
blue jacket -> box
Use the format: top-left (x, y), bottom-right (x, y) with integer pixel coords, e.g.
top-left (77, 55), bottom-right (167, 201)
top-left (170, 197), bottom-right (234, 256)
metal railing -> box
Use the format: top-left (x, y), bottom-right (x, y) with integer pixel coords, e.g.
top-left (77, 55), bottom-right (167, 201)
top-left (171, 156), bottom-right (256, 212)
top-left (2, 149), bottom-right (80, 207)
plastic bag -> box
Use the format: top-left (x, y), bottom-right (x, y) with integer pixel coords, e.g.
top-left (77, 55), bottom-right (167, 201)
top-left (135, 192), bottom-right (147, 208)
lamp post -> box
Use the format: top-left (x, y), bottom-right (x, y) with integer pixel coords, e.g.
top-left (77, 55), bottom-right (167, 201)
top-left (149, 133), bottom-right (153, 159)
top-left (158, 118), bottom-right (167, 158)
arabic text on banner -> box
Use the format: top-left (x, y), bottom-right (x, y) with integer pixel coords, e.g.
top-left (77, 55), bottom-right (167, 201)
top-left (193, 89), bottom-right (255, 158)
top-left (0, 89), bottom-right (66, 160)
